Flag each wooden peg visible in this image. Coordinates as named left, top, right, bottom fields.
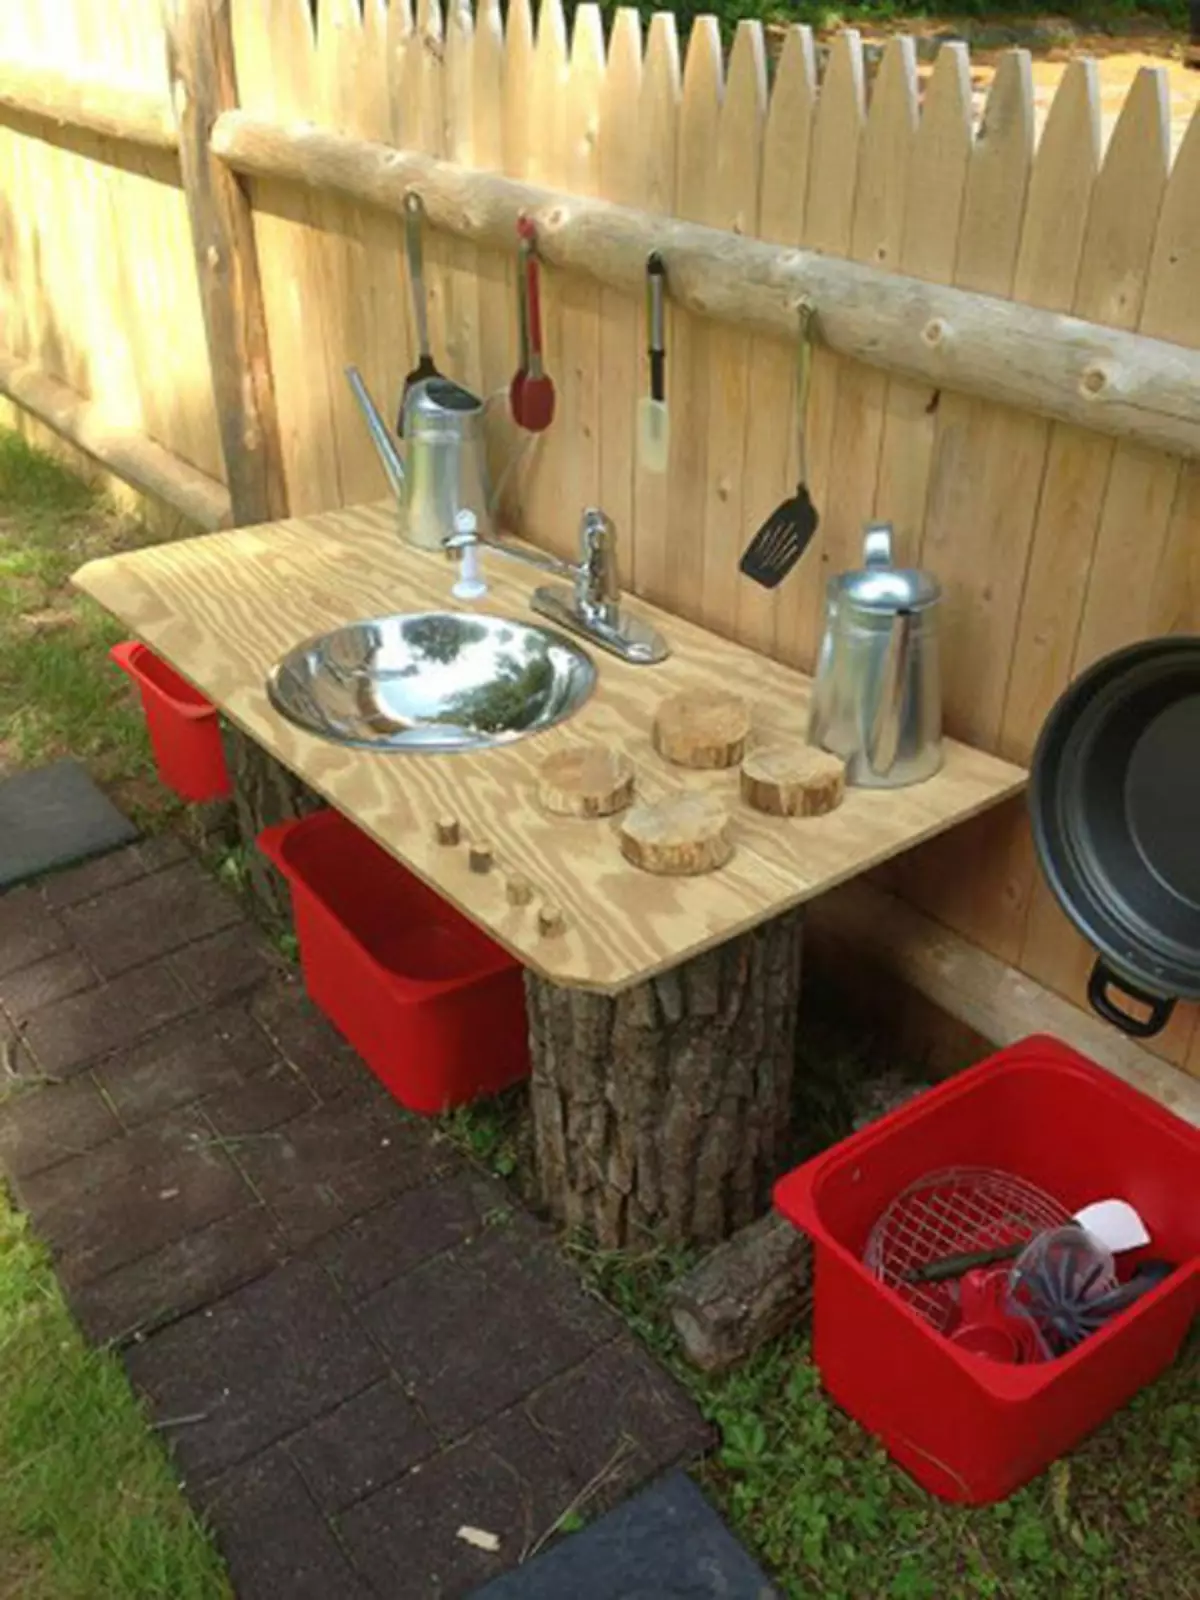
left=537, top=903, right=565, bottom=937
left=619, top=792, right=733, bottom=876
left=537, top=745, right=635, bottom=817
left=740, top=745, right=846, bottom=817
left=468, top=841, right=493, bottom=874
left=653, top=689, right=750, bottom=770
left=435, top=816, right=461, bottom=846
left=506, top=874, right=534, bottom=907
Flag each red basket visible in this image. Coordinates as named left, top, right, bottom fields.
left=258, top=808, right=530, bottom=1114
left=110, top=640, right=230, bottom=803
left=774, top=1036, right=1200, bottom=1504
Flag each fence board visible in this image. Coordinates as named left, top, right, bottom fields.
left=663, top=15, right=722, bottom=622
left=629, top=10, right=680, bottom=605
left=816, top=37, right=917, bottom=647
left=735, top=25, right=816, bottom=656
left=595, top=9, right=641, bottom=581
left=516, top=0, right=570, bottom=555
left=774, top=29, right=865, bottom=671
left=872, top=43, right=972, bottom=567
left=699, top=21, right=766, bottom=637
left=885, top=52, right=1035, bottom=963
left=233, top=0, right=341, bottom=513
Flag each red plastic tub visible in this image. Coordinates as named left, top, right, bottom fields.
left=111, top=640, right=230, bottom=803
left=774, top=1036, right=1200, bottom=1504
left=257, top=808, right=530, bottom=1114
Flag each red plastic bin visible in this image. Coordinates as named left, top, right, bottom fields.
left=774, top=1036, right=1200, bottom=1504
left=257, top=808, right=530, bottom=1114
left=111, top=640, right=230, bottom=803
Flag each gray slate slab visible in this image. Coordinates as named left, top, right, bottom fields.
left=0, top=761, right=136, bottom=889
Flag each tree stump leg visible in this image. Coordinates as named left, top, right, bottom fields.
left=525, top=908, right=804, bottom=1250
left=221, top=724, right=323, bottom=934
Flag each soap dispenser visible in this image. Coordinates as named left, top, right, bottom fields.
left=450, top=510, right=487, bottom=602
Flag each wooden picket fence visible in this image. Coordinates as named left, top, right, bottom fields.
left=1, top=0, right=1199, bottom=1081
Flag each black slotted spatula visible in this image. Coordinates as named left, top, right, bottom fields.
left=739, top=299, right=819, bottom=588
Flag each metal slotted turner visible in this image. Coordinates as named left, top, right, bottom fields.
left=739, top=299, right=819, bottom=588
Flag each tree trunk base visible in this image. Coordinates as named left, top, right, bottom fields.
left=525, top=909, right=804, bottom=1250
left=221, top=724, right=323, bottom=934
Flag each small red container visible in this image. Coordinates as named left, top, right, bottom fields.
left=257, top=808, right=530, bottom=1114
left=774, top=1036, right=1200, bottom=1504
left=111, top=640, right=231, bottom=803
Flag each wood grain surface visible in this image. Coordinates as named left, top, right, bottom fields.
left=75, top=500, right=1024, bottom=992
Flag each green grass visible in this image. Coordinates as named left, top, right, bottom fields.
left=0, top=428, right=227, bottom=1597
left=0, top=429, right=181, bottom=831
left=0, top=1191, right=230, bottom=1599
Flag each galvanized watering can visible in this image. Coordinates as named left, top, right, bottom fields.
left=347, top=367, right=498, bottom=552
left=808, top=522, right=943, bottom=788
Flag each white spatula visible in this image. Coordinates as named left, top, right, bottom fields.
left=637, top=252, right=668, bottom=473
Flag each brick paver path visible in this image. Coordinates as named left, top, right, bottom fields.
left=0, top=840, right=711, bottom=1598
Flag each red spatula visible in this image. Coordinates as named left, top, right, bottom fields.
left=513, top=216, right=555, bottom=434
left=509, top=222, right=531, bottom=422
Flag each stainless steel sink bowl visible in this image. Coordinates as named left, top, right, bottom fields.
left=267, top=612, right=597, bottom=753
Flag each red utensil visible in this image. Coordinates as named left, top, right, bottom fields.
left=509, top=222, right=531, bottom=422
left=513, top=215, right=555, bottom=433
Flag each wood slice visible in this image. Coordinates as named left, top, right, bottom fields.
left=619, top=792, right=733, bottom=876
left=740, top=745, right=846, bottom=817
left=537, top=745, right=635, bottom=817
left=653, top=689, right=750, bottom=770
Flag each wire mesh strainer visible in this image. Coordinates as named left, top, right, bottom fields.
left=864, top=1166, right=1072, bottom=1333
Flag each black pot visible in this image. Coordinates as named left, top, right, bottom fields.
left=1029, top=637, right=1200, bottom=1040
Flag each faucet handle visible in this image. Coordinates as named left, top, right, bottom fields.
left=577, top=507, right=620, bottom=610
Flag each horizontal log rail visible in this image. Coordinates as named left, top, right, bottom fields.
left=212, top=109, right=1200, bottom=463
left=0, top=60, right=178, bottom=151
left=0, top=349, right=231, bottom=531
left=808, top=879, right=1200, bottom=1127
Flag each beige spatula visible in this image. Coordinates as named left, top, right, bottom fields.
left=638, top=252, right=668, bottom=473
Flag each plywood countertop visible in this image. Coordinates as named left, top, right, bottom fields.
left=74, top=502, right=1026, bottom=993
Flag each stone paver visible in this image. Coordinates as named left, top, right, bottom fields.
left=20, top=957, right=198, bottom=1076
left=0, top=889, right=71, bottom=978
left=339, top=1406, right=581, bottom=1599
left=0, top=835, right=716, bottom=1599
left=0, top=947, right=98, bottom=1021
left=201, top=1448, right=375, bottom=1600
left=20, top=1107, right=251, bottom=1288
left=63, top=860, right=243, bottom=978
left=94, top=1001, right=277, bottom=1127
left=70, top=1204, right=289, bottom=1346
left=0, top=1076, right=122, bottom=1178
left=361, top=1226, right=619, bottom=1439
left=287, top=1378, right=437, bottom=1513
left=124, top=1258, right=386, bottom=1482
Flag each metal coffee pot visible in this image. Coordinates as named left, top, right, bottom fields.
left=808, top=522, right=943, bottom=788
left=347, top=367, right=498, bottom=552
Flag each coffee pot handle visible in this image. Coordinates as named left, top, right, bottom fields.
left=867, top=607, right=912, bottom=776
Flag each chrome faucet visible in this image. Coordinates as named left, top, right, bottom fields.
left=444, top=508, right=669, bottom=665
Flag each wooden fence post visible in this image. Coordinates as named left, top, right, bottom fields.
left=165, top=0, right=317, bottom=924
left=165, top=0, right=287, bottom=525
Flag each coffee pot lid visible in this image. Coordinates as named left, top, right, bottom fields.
left=835, top=522, right=940, bottom=612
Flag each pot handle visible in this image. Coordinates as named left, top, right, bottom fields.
left=1087, top=959, right=1175, bottom=1039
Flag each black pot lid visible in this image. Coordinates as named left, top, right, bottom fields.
left=1029, top=637, right=1200, bottom=1001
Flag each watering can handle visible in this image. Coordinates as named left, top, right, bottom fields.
left=863, top=522, right=893, bottom=568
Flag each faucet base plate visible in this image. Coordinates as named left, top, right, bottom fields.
left=530, top=584, right=670, bottom=665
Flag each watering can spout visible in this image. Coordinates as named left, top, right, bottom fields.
left=346, top=366, right=406, bottom=502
